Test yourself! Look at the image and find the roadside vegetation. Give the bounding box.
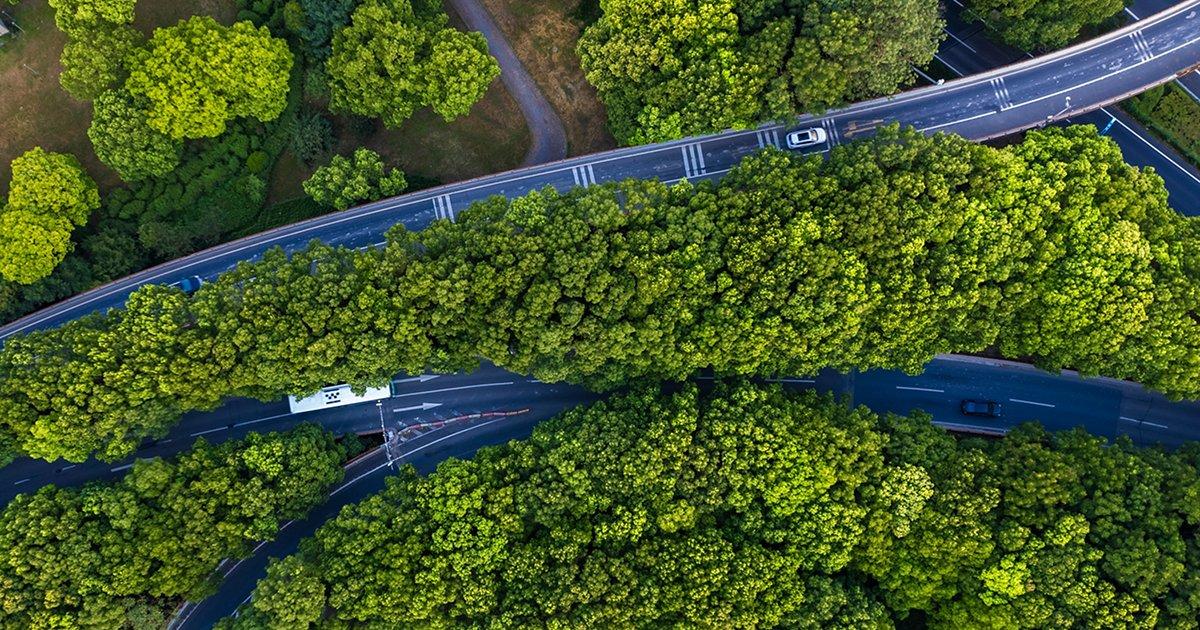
[222,383,1200,628]
[1125,83,1200,170]
[0,423,357,629]
[576,0,945,144]
[0,0,525,326]
[964,0,1126,51]
[2,126,1197,465]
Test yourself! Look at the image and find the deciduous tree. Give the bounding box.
[124,16,294,140]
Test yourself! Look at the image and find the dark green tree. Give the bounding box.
[967,0,1127,50]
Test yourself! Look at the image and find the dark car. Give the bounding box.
[171,275,204,294]
[960,399,1002,418]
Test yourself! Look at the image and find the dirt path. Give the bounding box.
[447,0,569,165]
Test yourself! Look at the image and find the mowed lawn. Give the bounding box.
[2,0,532,204]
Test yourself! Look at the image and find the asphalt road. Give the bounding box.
[3,0,1198,340]
[142,354,1200,627]
[445,0,567,165]
[937,0,1200,212]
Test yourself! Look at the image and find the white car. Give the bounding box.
[785,127,828,149]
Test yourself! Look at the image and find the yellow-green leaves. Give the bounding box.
[125,17,293,141]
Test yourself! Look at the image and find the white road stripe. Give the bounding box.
[233,412,292,428]
[571,166,580,187]
[392,380,515,399]
[695,145,707,172]
[931,52,965,77]
[586,164,597,185]
[895,385,945,393]
[770,129,781,148]
[110,463,134,472]
[680,147,694,178]
[1120,416,1169,429]
[1125,7,1140,19]
[441,195,454,221]
[943,27,978,53]
[1009,398,1055,408]
[756,131,766,149]
[190,426,230,437]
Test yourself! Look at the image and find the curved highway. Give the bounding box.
[3,0,1199,340]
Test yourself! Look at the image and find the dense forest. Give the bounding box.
[1,126,1197,465]
[0,424,355,628]
[222,384,1200,628]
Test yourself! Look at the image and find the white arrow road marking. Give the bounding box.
[393,374,440,384]
[393,402,443,413]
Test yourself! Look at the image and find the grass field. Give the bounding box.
[479,0,615,155]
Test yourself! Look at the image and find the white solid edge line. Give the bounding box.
[391,381,515,399]
[1009,398,1056,408]
[896,385,946,393]
[331,417,507,496]
[1102,107,1200,185]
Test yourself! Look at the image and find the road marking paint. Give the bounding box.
[1100,108,1200,185]
[1129,31,1153,61]
[922,36,1200,133]
[393,374,440,385]
[895,386,945,393]
[943,27,978,53]
[12,478,30,485]
[1125,7,1140,20]
[680,147,694,178]
[110,463,134,472]
[571,166,581,187]
[1174,79,1200,102]
[331,417,508,496]
[392,402,442,413]
[770,129,781,148]
[912,63,940,85]
[1121,416,1169,429]
[392,381,514,399]
[61,464,76,471]
[767,378,816,383]
[233,412,292,428]
[755,130,767,149]
[586,164,597,185]
[990,77,1014,110]
[1009,398,1055,408]
[190,426,230,437]
[931,52,965,77]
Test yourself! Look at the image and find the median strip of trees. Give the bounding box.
[1,125,1196,465]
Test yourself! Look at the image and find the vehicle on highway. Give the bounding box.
[288,383,392,414]
[960,399,1002,418]
[170,276,204,294]
[786,127,828,149]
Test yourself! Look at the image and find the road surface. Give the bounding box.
[3,0,1198,340]
[937,0,1200,212]
[446,0,568,165]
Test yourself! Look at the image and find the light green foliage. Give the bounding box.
[0,424,349,629]
[47,0,136,36]
[125,16,294,140]
[326,0,499,127]
[89,89,184,181]
[224,385,1200,627]
[303,148,407,210]
[5,147,99,227]
[0,148,99,284]
[3,126,1200,463]
[58,25,142,101]
[0,209,76,284]
[578,0,943,144]
[967,0,1126,50]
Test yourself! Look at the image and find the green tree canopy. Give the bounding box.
[222,384,1200,628]
[303,148,407,210]
[326,0,499,127]
[88,89,184,181]
[0,148,99,284]
[47,0,135,36]
[967,0,1126,50]
[578,0,943,144]
[124,16,294,140]
[0,423,352,629]
[58,25,142,101]
[3,126,1200,463]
